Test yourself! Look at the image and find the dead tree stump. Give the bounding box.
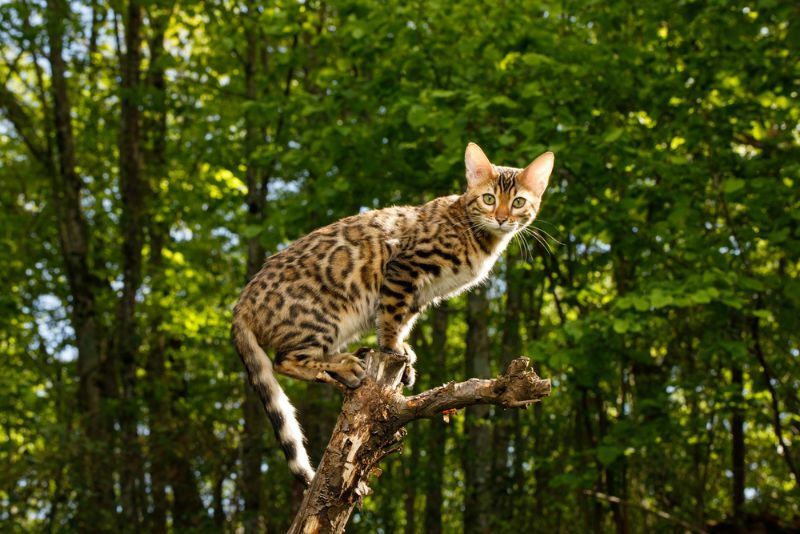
[288,350,551,533]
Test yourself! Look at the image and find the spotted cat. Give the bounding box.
[232,143,554,485]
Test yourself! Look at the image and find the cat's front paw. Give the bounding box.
[400,343,417,387]
[400,342,417,364]
[329,354,367,388]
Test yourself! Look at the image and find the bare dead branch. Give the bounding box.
[288,351,551,534]
[398,357,551,422]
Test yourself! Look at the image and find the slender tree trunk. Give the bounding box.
[463,288,493,534]
[492,260,522,524]
[403,429,419,534]
[612,363,630,534]
[578,389,603,534]
[608,251,631,534]
[731,363,745,529]
[424,305,449,534]
[146,328,169,534]
[43,1,115,529]
[241,6,268,530]
[142,15,169,532]
[116,1,147,528]
[171,438,206,529]
[525,276,546,527]
[749,316,800,484]
[401,329,427,534]
[213,468,228,529]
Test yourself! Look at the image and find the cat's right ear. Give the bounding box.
[465,142,494,186]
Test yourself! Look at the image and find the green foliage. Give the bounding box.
[1,0,799,532]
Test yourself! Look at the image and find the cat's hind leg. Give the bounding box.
[275,347,367,388]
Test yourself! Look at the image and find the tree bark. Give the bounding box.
[464,288,493,534]
[142,14,170,533]
[403,423,419,534]
[116,1,147,527]
[731,363,745,530]
[287,351,550,533]
[423,305,449,534]
[749,316,800,484]
[493,260,523,523]
[241,3,269,530]
[42,1,115,529]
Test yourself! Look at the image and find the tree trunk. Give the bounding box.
[424,305,449,534]
[241,4,269,530]
[403,428,419,534]
[43,1,115,529]
[749,316,800,484]
[464,288,493,534]
[731,363,745,530]
[142,14,169,532]
[493,260,523,523]
[116,1,147,527]
[288,352,550,533]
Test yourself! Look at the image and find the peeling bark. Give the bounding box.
[288,351,551,533]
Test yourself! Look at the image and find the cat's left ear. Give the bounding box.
[519,151,555,197]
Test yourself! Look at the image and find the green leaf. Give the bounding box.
[407,105,428,128]
[649,289,673,308]
[603,127,624,143]
[613,318,629,334]
[597,445,623,466]
[240,225,262,239]
[722,179,745,193]
[633,296,650,312]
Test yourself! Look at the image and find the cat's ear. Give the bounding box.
[465,142,494,186]
[519,151,554,197]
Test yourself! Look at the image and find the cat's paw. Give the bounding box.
[330,354,366,388]
[401,364,416,388]
[379,344,416,363]
[400,343,417,387]
[378,346,408,362]
[400,343,417,364]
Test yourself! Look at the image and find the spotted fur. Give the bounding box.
[232,143,554,485]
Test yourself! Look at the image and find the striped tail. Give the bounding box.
[232,320,315,486]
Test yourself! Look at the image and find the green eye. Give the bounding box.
[482,194,496,205]
[512,197,526,209]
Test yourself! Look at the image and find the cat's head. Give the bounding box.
[463,142,554,235]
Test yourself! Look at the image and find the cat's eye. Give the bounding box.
[482,194,496,205]
[512,197,526,209]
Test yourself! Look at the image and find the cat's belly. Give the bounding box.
[332,294,378,351]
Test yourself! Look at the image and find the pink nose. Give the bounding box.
[496,215,508,225]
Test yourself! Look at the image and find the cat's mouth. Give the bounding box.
[486,219,519,235]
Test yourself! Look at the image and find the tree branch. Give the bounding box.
[0,83,51,167]
[288,351,551,533]
[399,357,551,422]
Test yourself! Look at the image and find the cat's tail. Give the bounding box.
[231,319,315,486]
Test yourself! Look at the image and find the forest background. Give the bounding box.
[1,0,799,532]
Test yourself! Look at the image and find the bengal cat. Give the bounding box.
[232,143,554,485]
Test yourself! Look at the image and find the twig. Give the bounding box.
[583,490,707,533]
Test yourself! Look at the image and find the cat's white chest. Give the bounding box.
[417,251,500,306]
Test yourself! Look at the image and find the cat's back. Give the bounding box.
[235,203,423,343]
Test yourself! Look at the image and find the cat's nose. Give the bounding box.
[496,215,508,225]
